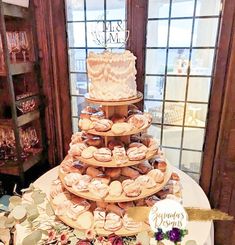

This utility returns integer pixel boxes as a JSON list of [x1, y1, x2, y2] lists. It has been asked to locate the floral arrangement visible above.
[[0, 184, 188, 245]]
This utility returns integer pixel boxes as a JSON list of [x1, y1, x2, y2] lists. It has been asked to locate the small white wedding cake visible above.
[[87, 50, 137, 101]]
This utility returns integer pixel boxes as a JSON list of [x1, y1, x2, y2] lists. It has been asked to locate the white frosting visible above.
[[87, 50, 137, 100]]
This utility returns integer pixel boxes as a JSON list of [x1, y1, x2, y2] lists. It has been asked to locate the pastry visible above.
[[134, 199, 145, 206], [70, 161, 87, 174], [82, 106, 98, 114], [70, 195, 86, 205], [54, 200, 72, 216], [127, 147, 146, 161], [80, 111, 92, 119], [107, 139, 124, 151], [143, 112, 153, 123], [67, 204, 87, 220], [68, 143, 87, 157], [110, 114, 126, 123], [132, 161, 153, 174], [83, 135, 103, 147], [94, 208, 106, 228], [104, 212, 122, 232], [86, 166, 103, 178], [60, 157, 74, 174], [70, 132, 84, 145], [154, 160, 167, 172], [77, 211, 94, 229], [109, 181, 123, 197], [79, 118, 94, 131], [64, 172, 82, 187], [121, 167, 140, 179], [72, 175, 92, 192], [96, 201, 108, 209], [165, 180, 181, 194], [90, 111, 105, 121], [171, 172, 180, 181], [130, 133, 141, 142], [128, 114, 147, 128], [122, 179, 141, 197], [105, 167, 121, 179], [128, 109, 143, 117], [94, 148, 112, 162], [147, 169, 164, 183], [118, 201, 135, 210], [135, 175, 156, 189], [123, 214, 142, 230], [106, 204, 125, 217], [81, 146, 98, 159], [52, 192, 71, 206], [94, 119, 113, 132], [93, 176, 111, 185], [145, 195, 161, 206], [88, 179, 109, 198], [112, 146, 128, 164], [128, 142, 148, 152], [111, 122, 133, 134], [50, 179, 64, 198]]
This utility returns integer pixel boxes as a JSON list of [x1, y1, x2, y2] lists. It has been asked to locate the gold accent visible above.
[[127, 207, 234, 222]]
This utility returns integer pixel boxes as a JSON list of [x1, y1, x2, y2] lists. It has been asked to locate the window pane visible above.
[[147, 20, 168, 47], [72, 117, 79, 133], [163, 126, 182, 148], [183, 128, 205, 150], [166, 76, 186, 101], [163, 147, 180, 168], [185, 103, 208, 127], [190, 49, 215, 75], [145, 76, 164, 100], [87, 22, 103, 47], [167, 49, 189, 75], [181, 150, 202, 173], [196, 0, 221, 16], [86, 0, 104, 20], [106, 0, 126, 20], [66, 0, 84, 21], [146, 49, 166, 74], [188, 77, 211, 102], [164, 102, 184, 125], [147, 124, 161, 141], [169, 19, 193, 47], [187, 172, 200, 183], [148, 0, 170, 18], [71, 96, 86, 117], [193, 18, 219, 47], [171, 0, 195, 17], [69, 49, 86, 72], [144, 101, 163, 124], [70, 73, 88, 95], [68, 23, 86, 47]]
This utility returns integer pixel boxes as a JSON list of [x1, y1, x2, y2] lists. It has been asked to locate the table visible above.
[[32, 166, 214, 245]]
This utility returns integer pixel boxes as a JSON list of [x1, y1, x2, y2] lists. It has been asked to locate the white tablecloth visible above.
[[34, 166, 214, 245]]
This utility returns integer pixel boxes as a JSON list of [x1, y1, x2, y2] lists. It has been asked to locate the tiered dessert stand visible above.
[[55, 92, 173, 236]]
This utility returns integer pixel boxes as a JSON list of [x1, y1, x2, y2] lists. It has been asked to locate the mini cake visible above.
[[87, 50, 137, 100]]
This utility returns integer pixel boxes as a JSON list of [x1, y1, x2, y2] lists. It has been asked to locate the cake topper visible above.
[[91, 13, 129, 49]]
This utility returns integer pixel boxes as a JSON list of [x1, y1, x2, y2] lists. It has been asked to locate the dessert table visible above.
[[32, 166, 214, 245]]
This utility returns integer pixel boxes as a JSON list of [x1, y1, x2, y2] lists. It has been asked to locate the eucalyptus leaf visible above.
[[4, 216, 15, 228], [73, 229, 86, 239], [11, 205, 27, 220], [0, 216, 7, 228], [9, 196, 22, 207], [46, 203, 54, 217], [22, 230, 42, 245], [26, 205, 39, 222], [31, 191, 46, 205], [0, 228, 10, 245]]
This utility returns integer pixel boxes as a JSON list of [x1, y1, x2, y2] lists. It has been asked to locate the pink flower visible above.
[[48, 230, 56, 241], [85, 229, 95, 240], [76, 240, 92, 245], [108, 234, 123, 245], [60, 231, 69, 245]]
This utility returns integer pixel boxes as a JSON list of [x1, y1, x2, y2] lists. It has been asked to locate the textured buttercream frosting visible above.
[[87, 50, 137, 100]]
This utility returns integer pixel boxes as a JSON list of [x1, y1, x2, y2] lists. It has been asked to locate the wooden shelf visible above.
[[0, 109, 40, 127], [3, 3, 28, 19], [0, 62, 34, 76], [0, 148, 43, 176], [59, 164, 172, 203]]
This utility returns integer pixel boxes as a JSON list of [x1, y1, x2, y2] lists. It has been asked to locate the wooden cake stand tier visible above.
[[59, 164, 172, 203], [51, 202, 150, 237], [84, 91, 143, 106], [74, 150, 158, 168]]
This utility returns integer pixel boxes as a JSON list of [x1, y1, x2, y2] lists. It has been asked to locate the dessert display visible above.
[[87, 51, 137, 101], [51, 50, 180, 236]]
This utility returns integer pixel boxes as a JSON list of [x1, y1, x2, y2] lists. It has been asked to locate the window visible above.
[[65, 0, 127, 132], [144, 0, 222, 182]]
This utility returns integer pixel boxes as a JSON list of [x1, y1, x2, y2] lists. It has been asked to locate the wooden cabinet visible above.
[[0, 1, 46, 185]]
